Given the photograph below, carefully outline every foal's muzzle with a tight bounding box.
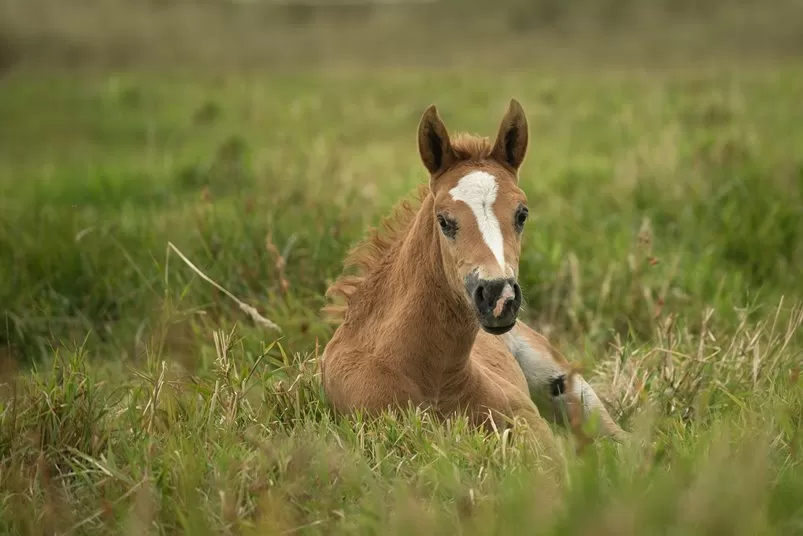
[465,273,522,335]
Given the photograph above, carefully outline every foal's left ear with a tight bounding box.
[491,98,529,172]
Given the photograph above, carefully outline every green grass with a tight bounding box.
[1,66,803,534]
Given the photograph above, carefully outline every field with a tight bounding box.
[2,1,803,534]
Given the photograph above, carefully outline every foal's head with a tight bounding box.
[417,99,530,335]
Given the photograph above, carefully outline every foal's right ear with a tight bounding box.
[417,104,455,179]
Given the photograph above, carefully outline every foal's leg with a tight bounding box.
[500,322,628,443]
[507,393,569,469]
[466,368,568,472]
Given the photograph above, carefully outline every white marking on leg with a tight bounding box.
[449,170,505,270]
[572,377,605,420]
[502,326,628,440]
[500,330,564,395]
[569,375,627,439]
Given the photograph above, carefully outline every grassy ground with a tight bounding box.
[2,61,803,533]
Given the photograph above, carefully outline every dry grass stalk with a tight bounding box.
[167,241,282,333]
[265,232,290,296]
[142,360,166,434]
[212,327,243,427]
[593,300,803,421]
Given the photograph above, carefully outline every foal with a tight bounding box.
[321,99,627,453]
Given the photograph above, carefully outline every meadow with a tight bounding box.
[2,1,803,533]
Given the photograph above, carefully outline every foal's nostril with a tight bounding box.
[513,282,521,301]
[473,284,486,308]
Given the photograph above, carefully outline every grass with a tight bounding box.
[1,63,803,534]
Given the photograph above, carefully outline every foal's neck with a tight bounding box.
[382,195,478,382]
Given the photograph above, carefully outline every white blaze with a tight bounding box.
[448,170,505,270]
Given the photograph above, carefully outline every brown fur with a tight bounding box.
[450,133,494,161]
[322,183,429,325]
[321,100,627,463]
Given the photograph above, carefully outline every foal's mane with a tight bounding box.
[322,134,493,324]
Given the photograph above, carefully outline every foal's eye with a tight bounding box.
[437,214,458,239]
[514,206,529,232]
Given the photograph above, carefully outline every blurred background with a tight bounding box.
[2,0,803,71]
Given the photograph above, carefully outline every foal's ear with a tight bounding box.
[417,104,455,178]
[491,98,529,172]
